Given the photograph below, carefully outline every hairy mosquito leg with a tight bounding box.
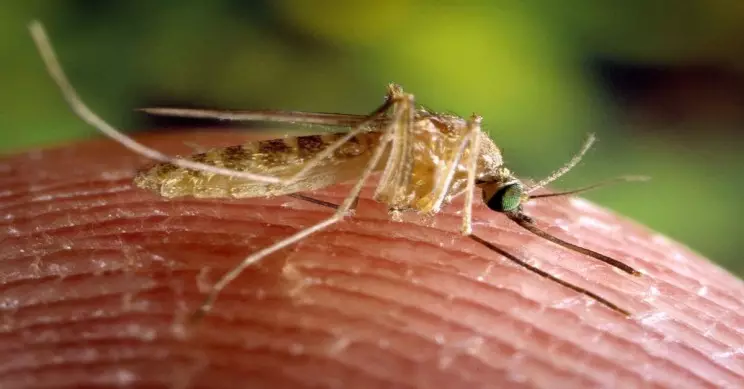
[194,141,391,321]
[29,21,283,184]
[192,102,403,322]
[287,194,340,210]
[374,86,415,201]
[461,117,483,236]
[287,193,360,213]
[427,117,478,213]
[423,114,483,235]
[468,235,630,316]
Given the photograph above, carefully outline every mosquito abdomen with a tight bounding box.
[133,132,383,199]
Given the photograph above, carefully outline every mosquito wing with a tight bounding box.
[140,107,389,128]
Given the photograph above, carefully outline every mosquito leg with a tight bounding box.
[287,193,340,210]
[29,22,284,184]
[192,104,402,322]
[287,193,361,215]
[460,116,483,236]
[469,234,630,316]
[422,115,482,234]
[374,86,415,202]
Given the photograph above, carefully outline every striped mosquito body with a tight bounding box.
[31,21,646,322]
[135,105,505,217]
[134,132,384,199]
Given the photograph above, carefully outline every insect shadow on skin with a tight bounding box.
[29,20,648,325]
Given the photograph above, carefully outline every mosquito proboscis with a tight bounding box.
[30,20,647,322]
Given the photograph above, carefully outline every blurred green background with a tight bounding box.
[2,2,743,276]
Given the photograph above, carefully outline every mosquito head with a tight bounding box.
[484,180,525,213]
[478,167,530,214]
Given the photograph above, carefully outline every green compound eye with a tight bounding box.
[486,182,524,212]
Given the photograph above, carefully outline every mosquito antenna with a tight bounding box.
[469,234,630,315]
[527,134,596,194]
[507,212,641,276]
[530,175,650,199]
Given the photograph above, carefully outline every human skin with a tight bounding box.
[1,131,743,389]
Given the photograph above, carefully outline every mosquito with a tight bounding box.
[30,21,646,321]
